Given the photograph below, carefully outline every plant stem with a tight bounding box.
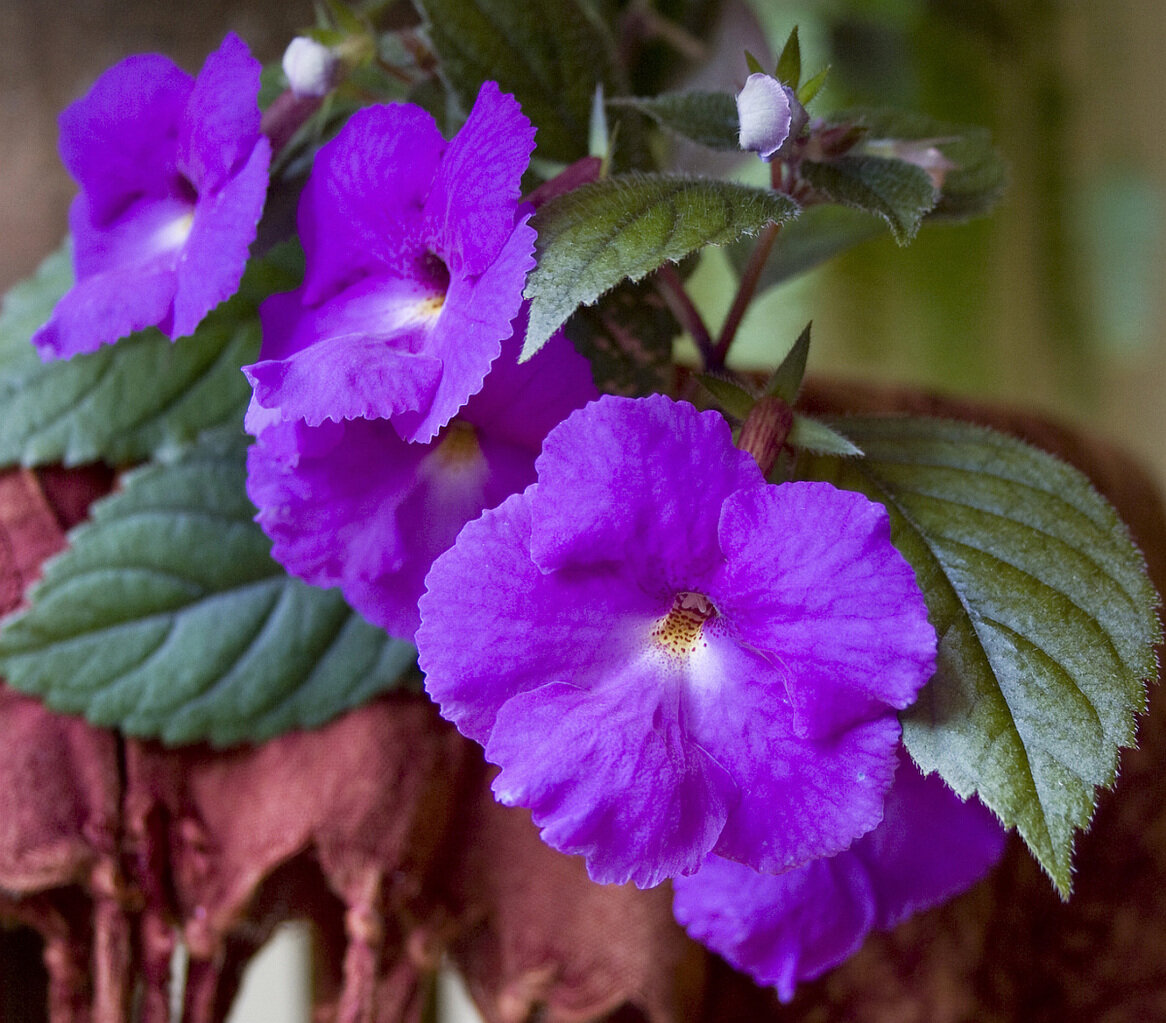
[710,220,781,369]
[656,263,715,367]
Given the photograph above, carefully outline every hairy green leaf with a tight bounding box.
[787,414,862,456]
[0,243,302,469]
[799,417,1161,895]
[523,174,797,359]
[698,373,756,420]
[0,431,417,747]
[801,154,936,244]
[411,0,621,164]
[764,322,811,402]
[838,107,1008,220]
[607,92,739,151]
[775,26,801,88]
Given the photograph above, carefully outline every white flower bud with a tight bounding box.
[736,73,794,162]
[282,37,338,98]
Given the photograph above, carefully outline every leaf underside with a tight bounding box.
[0,431,417,747]
[799,416,1161,896]
[523,173,797,359]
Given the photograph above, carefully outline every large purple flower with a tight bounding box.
[417,395,938,887]
[243,82,537,444]
[33,33,270,360]
[672,752,1006,1001]
[246,323,596,640]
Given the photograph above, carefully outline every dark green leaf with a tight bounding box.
[0,430,417,747]
[744,50,765,76]
[523,173,798,359]
[564,275,676,397]
[801,154,937,244]
[799,417,1161,895]
[764,322,811,402]
[835,107,1008,220]
[411,0,621,164]
[0,243,302,469]
[607,92,739,151]
[775,26,801,87]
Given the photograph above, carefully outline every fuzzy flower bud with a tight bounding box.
[282,36,339,98]
[737,73,797,162]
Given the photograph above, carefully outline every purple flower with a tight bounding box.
[246,323,596,640]
[33,33,271,360]
[672,752,1006,1002]
[243,82,537,444]
[417,395,937,887]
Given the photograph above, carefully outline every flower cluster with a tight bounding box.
[28,31,1013,1006]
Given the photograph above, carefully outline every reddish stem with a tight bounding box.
[655,264,714,368]
[710,220,781,369]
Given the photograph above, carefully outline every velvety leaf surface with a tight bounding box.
[798,415,1161,895]
[607,91,739,150]
[523,174,797,358]
[411,0,619,164]
[0,243,301,469]
[800,155,936,244]
[0,430,417,747]
[837,107,1008,221]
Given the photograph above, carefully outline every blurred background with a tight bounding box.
[1,0,1162,1018]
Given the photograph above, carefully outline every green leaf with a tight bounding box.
[801,154,937,244]
[764,322,811,402]
[798,417,1162,895]
[0,243,302,469]
[837,107,1008,221]
[698,373,756,420]
[775,26,801,87]
[744,50,765,76]
[607,92,739,151]
[797,64,830,106]
[0,430,417,747]
[411,0,621,164]
[787,414,862,456]
[563,275,677,397]
[523,173,798,359]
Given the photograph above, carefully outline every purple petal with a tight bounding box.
[672,753,1006,1001]
[68,192,190,281]
[858,757,1007,928]
[673,854,875,1002]
[171,137,270,337]
[389,216,536,443]
[297,104,445,307]
[177,32,265,193]
[681,632,903,872]
[716,482,936,738]
[528,395,763,577]
[419,492,655,746]
[58,54,192,226]
[422,81,536,275]
[244,326,442,427]
[487,679,735,888]
[31,263,177,359]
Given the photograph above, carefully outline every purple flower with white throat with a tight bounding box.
[672,751,1006,1002]
[246,322,596,640]
[417,395,937,888]
[243,82,537,444]
[33,33,270,360]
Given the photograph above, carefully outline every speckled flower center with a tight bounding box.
[415,251,450,318]
[652,591,717,659]
[434,420,480,466]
